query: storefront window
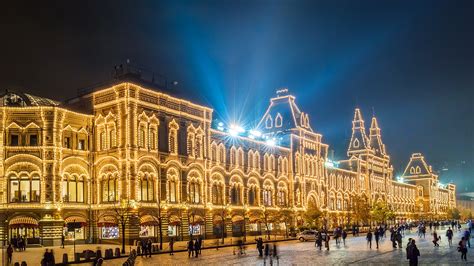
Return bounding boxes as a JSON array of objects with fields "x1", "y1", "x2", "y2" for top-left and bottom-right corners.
[
  {"x1": 64, "y1": 227, "x2": 85, "y2": 240},
  {"x1": 140, "y1": 225, "x2": 155, "y2": 237},
  {"x1": 168, "y1": 225, "x2": 178, "y2": 237},
  {"x1": 189, "y1": 224, "x2": 201, "y2": 235},
  {"x1": 101, "y1": 226, "x2": 119, "y2": 239}
]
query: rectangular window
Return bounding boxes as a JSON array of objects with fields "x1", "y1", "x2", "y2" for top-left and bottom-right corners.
[
  {"x1": 64, "y1": 137, "x2": 71, "y2": 149},
  {"x1": 31, "y1": 180, "x2": 40, "y2": 202},
  {"x1": 69, "y1": 181, "x2": 77, "y2": 202},
  {"x1": 77, "y1": 181, "x2": 84, "y2": 202},
  {"x1": 29, "y1": 134, "x2": 38, "y2": 146},
  {"x1": 78, "y1": 139, "x2": 85, "y2": 150},
  {"x1": 61, "y1": 181, "x2": 68, "y2": 201},
  {"x1": 11, "y1": 134, "x2": 19, "y2": 146},
  {"x1": 10, "y1": 180, "x2": 19, "y2": 202},
  {"x1": 20, "y1": 179, "x2": 30, "y2": 202}
]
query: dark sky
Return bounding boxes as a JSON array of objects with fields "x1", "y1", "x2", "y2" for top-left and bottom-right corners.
[{"x1": 1, "y1": 0, "x2": 473, "y2": 190}]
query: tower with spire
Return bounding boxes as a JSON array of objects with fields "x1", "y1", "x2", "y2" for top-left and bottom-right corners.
[
  {"x1": 369, "y1": 116, "x2": 387, "y2": 157},
  {"x1": 347, "y1": 108, "x2": 371, "y2": 157}
]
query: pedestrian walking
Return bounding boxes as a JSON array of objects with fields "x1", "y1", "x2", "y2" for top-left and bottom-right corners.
[
  {"x1": 169, "y1": 238, "x2": 174, "y2": 255},
  {"x1": 316, "y1": 231, "x2": 323, "y2": 250},
  {"x1": 257, "y1": 238, "x2": 264, "y2": 257},
  {"x1": 391, "y1": 230, "x2": 397, "y2": 248},
  {"x1": 446, "y1": 227, "x2": 453, "y2": 247},
  {"x1": 188, "y1": 239, "x2": 194, "y2": 258},
  {"x1": 366, "y1": 230, "x2": 373, "y2": 249},
  {"x1": 396, "y1": 231, "x2": 403, "y2": 248},
  {"x1": 342, "y1": 229, "x2": 347, "y2": 246},
  {"x1": 324, "y1": 231, "x2": 330, "y2": 251},
  {"x1": 464, "y1": 229, "x2": 471, "y2": 248},
  {"x1": 147, "y1": 238, "x2": 153, "y2": 257},
  {"x1": 432, "y1": 231, "x2": 440, "y2": 247},
  {"x1": 459, "y1": 237, "x2": 468, "y2": 261},
  {"x1": 61, "y1": 234, "x2": 65, "y2": 248},
  {"x1": 406, "y1": 239, "x2": 420, "y2": 266},
  {"x1": 374, "y1": 230, "x2": 380, "y2": 249},
  {"x1": 194, "y1": 239, "x2": 200, "y2": 258},
  {"x1": 7, "y1": 244, "x2": 13, "y2": 264}
]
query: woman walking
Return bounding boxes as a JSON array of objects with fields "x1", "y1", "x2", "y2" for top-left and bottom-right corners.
[{"x1": 459, "y1": 237, "x2": 468, "y2": 261}]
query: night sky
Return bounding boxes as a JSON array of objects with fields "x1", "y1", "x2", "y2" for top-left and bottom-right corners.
[{"x1": 1, "y1": 1, "x2": 473, "y2": 191}]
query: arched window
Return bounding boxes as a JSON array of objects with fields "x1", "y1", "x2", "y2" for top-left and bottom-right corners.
[
  {"x1": 187, "y1": 132, "x2": 195, "y2": 157},
  {"x1": 353, "y1": 138, "x2": 360, "y2": 148},
  {"x1": 102, "y1": 177, "x2": 117, "y2": 202},
  {"x1": 275, "y1": 113, "x2": 282, "y2": 127},
  {"x1": 9, "y1": 176, "x2": 40, "y2": 203},
  {"x1": 410, "y1": 167, "x2": 415, "y2": 174},
  {"x1": 218, "y1": 145, "x2": 225, "y2": 164},
  {"x1": 61, "y1": 175, "x2": 85, "y2": 203},
  {"x1": 248, "y1": 186, "x2": 257, "y2": 206},
  {"x1": 149, "y1": 128, "x2": 157, "y2": 149},
  {"x1": 139, "y1": 127, "x2": 146, "y2": 148},
  {"x1": 263, "y1": 188, "x2": 272, "y2": 206},
  {"x1": 230, "y1": 147, "x2": 236, "y2": 166},
  {"x1": 238, "y1": 149, "x2": 244, "y2": 167},
  {"x1": 167, "y1": 169, "x2": 179, "y2": 203},
  {"x1": 254, "y1": 152, "x2": 260, "y2": 169},
  {"x1": 189, "y1": 181, "x2": 200, "y2": 203},
  {"x1": 212, "y1": 183, "x2": 224, "y2": 205},
  {"x1": 109, "y1": 127, "x2": 117, "y2": 148},
  {"x1": 277, "y1": 190, "x2": 286, "y2": 206},
  {"x1": 230, "y1": 185, "x2": 240, "y2": 205},
  {"x1": 100, "y1": 131, "x2": 106, "y2": 150},
  {"x1": 265, "y1": 115, "x2": 273, "y2": 128},
  {"x1": 211, "y1": 143, "x2": 217, "y2": 162},
  {"x1": 168, "y1": 121, "x2": 179, "y2": 154},
  {"x1": 139, "y1": 175, "x2": 154, "y2": 202},
  {"x1": 195, "y1": 134, "x2": 203, "y2": 159}
]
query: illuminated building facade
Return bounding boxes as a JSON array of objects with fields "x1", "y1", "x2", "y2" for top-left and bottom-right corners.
[{"x1": 0, "y1": 75, "x2": 456, "y2": 246}]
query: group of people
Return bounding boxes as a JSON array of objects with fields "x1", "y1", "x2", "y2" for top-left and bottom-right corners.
[
  {"x1": 138, "y1": 238, "x2": 154, "y2": 258},
  {"x1": 40, "y1": 249, "x2": 56, "y2": 266},
  {"x1": 10, "y1": 236, "x2": 27, "y2": 252},
  {"x1": 187, "y1": 237, "x2": 203, "y2": 258},
  {"x1": 315, "y1": 230, "x2": 331, "y2": 250},
  {"x1": 333, "y1": 227, "x2": 348, "y2": 246}
]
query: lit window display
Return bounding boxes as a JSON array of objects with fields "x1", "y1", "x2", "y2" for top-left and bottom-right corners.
[
  {"x1": 101, "y1": 226, "x2": 119, "y2": 239},
  {"x1": 189, "y1": 224, "x2": 201, "y2": 235},
  {"x1": 139, "y1": 225, "x2": 155, "y2": 237},
  {"x1": 64, "y1": 227, "x2": 85, "y2": 240},
  {"x1": 168, "y1": 225, "x2": 178, "y2": 236}
]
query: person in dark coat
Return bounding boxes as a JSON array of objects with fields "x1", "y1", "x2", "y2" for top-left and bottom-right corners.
[
  {"x1": 316, "y1": 232, "x2": 323, "y2": 250},
  {"x1": 374, "y1": 230, "x2": 380, "y2": 249},
  {"x1": 432, "y1": 231, "x2": 440, "y2": 247},
  {"x1": 459, "y1": 237, "x2": 468, "y2": 261},
  {"x1": 366, "y1": 230, "x2": 373, "y2": 249},
  {"x1": 446, "y1": 227, "x2": 453, "y2": 247},
  {"x1": 7, "y1": 244, "x2": 13, "y2": 264},
  {"x1": 194, "y1": 239, "x2": 200, "y2": 258},
  {"x1": 407, "y1": 239, "x2": 420, "y2": 266},
  {"x1": 187, "y1": 239, "x2": 194, "y2": 258},
  {"x1": 169, "y1": 238, "x2": 174, "y2": 255},
  {"x1": 256, "y1": 238, "x2": 264, "y2": 257},
  {"x1": 342, "y1": 230, "x2": 347, "y2": 246}
]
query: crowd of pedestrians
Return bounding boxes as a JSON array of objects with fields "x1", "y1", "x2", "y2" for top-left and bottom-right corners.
[{"x1": 187, "y1": 237, "x2": 203, "y2": 258}]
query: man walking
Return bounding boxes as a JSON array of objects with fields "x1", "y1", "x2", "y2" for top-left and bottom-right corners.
[
  {"x1": 465, "y1": 229, "x2": 471, "y2": 248},
  {"x1": 187, "y1": 239, "x2": 194, "y2": 258},
  {"x1": 459, "y1": 237, "x2": 468, "y2": 261},
  {"x1": 407, "y1": 239, "x2": 420, "y2": 266},
  {"x1": 7, "y1": 244, "x2": 13, "y2": 264},
  {"x1": 374, "y1": 230, "x2": 380, "y2": 249},
  {"x1": 257, "y1": 238, "x2": 264, "y2": 257},
  {"x1": 366, "y1": 230, "x2": 373, "y2": 249},
  {"x1": 169, "y1": 238, "x2": 174, "y2": 255},
  {"x1": 342, "y1": 229, "x2": 347, "y2": 246},
  {"x1": 446, "y1": 227, "x2": 453, "y2": 247}
]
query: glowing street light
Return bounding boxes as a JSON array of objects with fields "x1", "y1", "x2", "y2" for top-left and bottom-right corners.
[{"x1": 229, "y1": 124, "x2": 245, "y2": 136}]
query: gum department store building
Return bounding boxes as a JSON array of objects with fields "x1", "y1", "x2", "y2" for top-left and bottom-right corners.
[{"x1": 0, "y1": 70, "x2": 456, "y2": 246}]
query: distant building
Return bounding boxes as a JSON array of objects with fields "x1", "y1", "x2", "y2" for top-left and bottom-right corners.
[{"x1": 0, "y1": 71, "x2": 456, "y2": 246}]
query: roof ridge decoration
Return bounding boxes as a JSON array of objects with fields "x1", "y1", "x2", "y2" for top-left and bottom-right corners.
[
  {"x1": 257, "y1": 88, "x2": 313, "y2": 134},
  {"x1": 402, "y1": 152, "x2": 433, "y2": 177}
]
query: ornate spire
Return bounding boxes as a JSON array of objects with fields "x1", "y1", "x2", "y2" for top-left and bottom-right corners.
[
  {"x1": 347, "y1": 108, "x2": 370, "y2": 156},
  {"x1": 369, "y1": 116, "x2": 386, "y2": 156}
]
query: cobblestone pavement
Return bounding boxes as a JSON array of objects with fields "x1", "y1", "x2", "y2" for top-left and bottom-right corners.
[{"x1": 105, "y1": 227, "x2": 473, "y2": 265}]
